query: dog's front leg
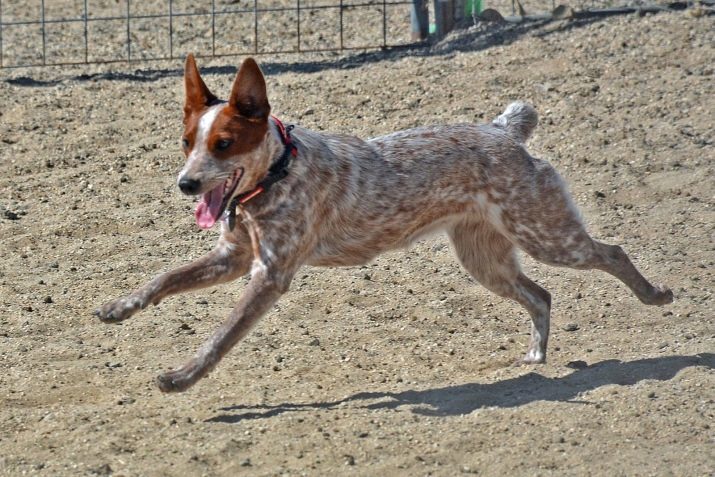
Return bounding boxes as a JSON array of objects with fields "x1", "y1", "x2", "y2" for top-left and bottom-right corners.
[
  {"x1": 95, "y1": 243, "x2": 251, "y2": 323},
  {"x1": 156, "y1": 264, "x2": 292, "y2": 392}
]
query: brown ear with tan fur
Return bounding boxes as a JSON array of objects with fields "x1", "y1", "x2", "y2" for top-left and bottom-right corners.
[
  {"x1": 184, "y1": 53, "x2": 217, "y2": 123},
  {"x1": 229, "y1": 58, "x2": 270, "y2": 120}
]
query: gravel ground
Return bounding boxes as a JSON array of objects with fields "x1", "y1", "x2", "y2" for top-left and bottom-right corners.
[{"x1": 0, "y1": 10, "x2": 714, "y2": 477}]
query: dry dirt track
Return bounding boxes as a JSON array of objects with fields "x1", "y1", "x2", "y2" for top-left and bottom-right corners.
[{"x1": 1, "y1": 11, "x2": 714, "y2": 477}]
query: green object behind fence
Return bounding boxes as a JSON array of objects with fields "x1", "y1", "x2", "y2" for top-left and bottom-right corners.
[
  {"x1": 466, "y1": 0, "x2": 483, "y2": 15},
  {"x1": 429, "y1": 0, "x2": 482, "y2": 34}
]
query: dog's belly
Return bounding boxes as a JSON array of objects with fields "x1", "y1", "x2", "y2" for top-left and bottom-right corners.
[{"x1": 305, "y1": 212, "x2": 467, "y2": 267}]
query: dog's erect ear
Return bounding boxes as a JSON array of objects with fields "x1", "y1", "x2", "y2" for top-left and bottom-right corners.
[
  {"x1": 229, "y1": 58, "x2": 270, "y2": 120},
  {"x1": 184, "y1": 53, "x2": 217, "y2": 121}
]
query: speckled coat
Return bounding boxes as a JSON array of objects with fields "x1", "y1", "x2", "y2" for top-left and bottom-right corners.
[{"x1": 96, "y1": 56, "x2": 673, "y2": 393}]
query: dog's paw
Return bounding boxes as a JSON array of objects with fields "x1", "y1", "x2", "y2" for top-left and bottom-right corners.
[
  {"x1": 641, "y1": 283, "x2": 674, "y2": 306},
  {"x1": 156, "y1": 368, "x2": 196, "y2": 393},
  {"x1": 520, "y1": 347, "x2": 546, "y2": 365},
  {"x1": 94, "y1": 296, "x2": 143, "y2": 323},
  {"x1": 653, "y1": 284, "x2": 674, "y2": 306}
]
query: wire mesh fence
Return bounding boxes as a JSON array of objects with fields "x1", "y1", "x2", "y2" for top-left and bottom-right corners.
[
  {"x1": 0, "y1": 0, "x2": 703, "y2": 68},
  {"x1": 0, "y1": 0, "x2": 419, "y2": 67}
]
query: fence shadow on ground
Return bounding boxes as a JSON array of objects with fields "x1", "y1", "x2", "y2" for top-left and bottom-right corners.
[
  {"x1": 4, "y1": 16, "x2": 605, "y2": 88},
  {"x1": 207, "y1": 353, "x2": 714, "y2": 423}
]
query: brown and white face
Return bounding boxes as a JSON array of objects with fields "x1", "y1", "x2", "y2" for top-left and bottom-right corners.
[{"x1": 178, "y1": 55, "x2": 271, "y2": 229}]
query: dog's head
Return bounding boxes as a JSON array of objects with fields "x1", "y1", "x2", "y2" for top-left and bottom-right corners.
[{"x1": 178, "y1": 54, "x2": 274, "y2": 229}]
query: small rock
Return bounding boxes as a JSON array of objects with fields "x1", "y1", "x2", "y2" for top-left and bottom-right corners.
[
  {"x1": 4, "y1": 210, "x2": 19, "y2": 220},
  {"x1": 117, "y1": 396, "x2": 136, "y2": 405},
  {"x1": 308, "y1": 337, "x2": 320, "y2": 346},
  {"x1": 566, "y1": 360, "x2": 588, "y2": 370},
  {"x1": 89, "y1": 463, "x2": 113, "y2": 476},
  {"x1": 43, "y1": 296, "x2": 53, "y2": 304},
  {"x1": 240, "y1": 458, "x2": 251, "y2": 467},
  {"x1": 647, "y1": 391, "x2": 656, "y2": 399},
  {"x1": 344, "y1": 454, "x2": 356, "y2": 466},
  {"x1": 563, "y1": 323, "x2": 579, "y2": 332},
  {"x1": 594, "y1": 191, "x2": 606, "y2": 198}
]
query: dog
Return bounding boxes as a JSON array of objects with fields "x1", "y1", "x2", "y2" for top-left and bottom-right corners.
[{"x1": 95, "y1": 55, "x2": 674, "y2": 393}]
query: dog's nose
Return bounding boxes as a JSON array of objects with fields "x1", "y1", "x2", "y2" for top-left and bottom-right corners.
[{"x1": 178, "y1": 178, "x2": 201, "y2": 195}]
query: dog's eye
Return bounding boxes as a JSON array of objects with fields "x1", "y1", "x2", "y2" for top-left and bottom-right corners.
[
  {"x1": 182, "y1": 138, "x2": 189, "y2": 149},
  {"x1": 215, "y1": 139, "x2": 233, "y2": 151}
]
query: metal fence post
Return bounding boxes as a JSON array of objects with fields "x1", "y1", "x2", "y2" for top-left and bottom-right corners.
[
  {"x1": 41, "y1": 0, "x2": 46, "y2": 65},
  {"x1": 0, "y1": 0, "x2": 4, "y2": 67},
  {"x1": 126, "y1": 0, "x2": 131, "y2": 61},
  {"x1": 410, "y1": 0, "x2": 428, "y2": 40}
]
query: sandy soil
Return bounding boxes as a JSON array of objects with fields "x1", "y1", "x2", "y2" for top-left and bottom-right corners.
[{"x1": 1, "y1": 11, "x2": 714, "y2": 477}]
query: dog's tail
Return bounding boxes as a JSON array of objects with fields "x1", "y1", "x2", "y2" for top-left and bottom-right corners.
[{"x1": 492, "y1": 102, "x2": 538, "y2": 143}]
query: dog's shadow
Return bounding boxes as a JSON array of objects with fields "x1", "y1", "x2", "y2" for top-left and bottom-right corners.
[{"x1": 207, "y1": 353, "x2": 713, "y2": 423}]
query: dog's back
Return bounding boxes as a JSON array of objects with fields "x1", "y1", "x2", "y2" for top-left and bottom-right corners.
[{"x1": 294, "y1": 104, "x2": 545, "y2": 266}]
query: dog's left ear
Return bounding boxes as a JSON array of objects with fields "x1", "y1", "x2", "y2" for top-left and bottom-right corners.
[
  {"x1": 229, "y1": 58, "x2": 270, "y2": 120},
  {"x1": 184, "y1": 53, "x2": 217, "y2": 122}
]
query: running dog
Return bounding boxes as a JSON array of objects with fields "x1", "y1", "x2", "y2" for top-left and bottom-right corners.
[{"x1": 95, "y1": 55, "x2": 673, "y2": 392}]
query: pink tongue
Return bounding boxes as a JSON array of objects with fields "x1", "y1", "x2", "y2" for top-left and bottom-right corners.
[{"x1": 194, "y1": 184, "x2": 225, "y2": 229}]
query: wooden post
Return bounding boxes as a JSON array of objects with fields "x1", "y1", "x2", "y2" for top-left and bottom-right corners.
[
  {"x1": 410, "y1": 0, "x2": 429, "y2": 40},
  {"x1": 433, "y1": 0, "x2": 455, "y2": 37}
]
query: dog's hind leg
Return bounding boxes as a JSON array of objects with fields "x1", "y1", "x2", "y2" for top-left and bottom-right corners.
[
  {"x1": 519, "y1": 229, "x2": 673, "y2": 306},
  {"x1": 501, "y1": 168, "x2": 673, "y2": 306},
  {"x1": 448, "y1": 219, "x2": 552, "y2": 363},
  {"x1": 95, "y1": 240, "x2": 252, "y2": 323}
]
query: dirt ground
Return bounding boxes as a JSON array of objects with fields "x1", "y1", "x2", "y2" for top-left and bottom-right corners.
[{"x1": 0, "y1": 11, "x2": 713, "y2": 477}]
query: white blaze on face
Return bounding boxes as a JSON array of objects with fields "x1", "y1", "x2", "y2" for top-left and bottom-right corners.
[{"x1": 179, "y1": 103, "x2": 224, "y2": 180}]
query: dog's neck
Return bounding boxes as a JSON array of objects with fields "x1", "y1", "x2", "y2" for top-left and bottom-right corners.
[{"x1": 224, "y1": 116, "x2": 297, "y2": 230}]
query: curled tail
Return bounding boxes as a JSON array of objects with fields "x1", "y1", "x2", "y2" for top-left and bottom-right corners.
[{"x1": 492, "y1": 102, "x2": 538, "y2": 143}]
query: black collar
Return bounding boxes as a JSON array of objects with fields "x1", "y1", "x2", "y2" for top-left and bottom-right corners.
[{"x1": 225, "y1": 116, "x2": 297, "y2": 230}]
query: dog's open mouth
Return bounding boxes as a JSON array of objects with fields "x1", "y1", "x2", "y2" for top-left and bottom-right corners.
[{"x1": 194, "y1": 168, "x2": 244, "y2": 229}]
